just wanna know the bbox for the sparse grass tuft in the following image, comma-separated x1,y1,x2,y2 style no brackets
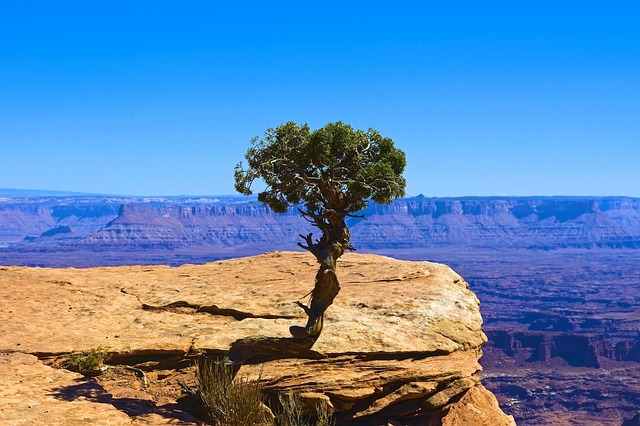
197,356,270,426
60,346,109,373
197,357,334,426
314,399,334,426
276,392,308,426
276,392,335,426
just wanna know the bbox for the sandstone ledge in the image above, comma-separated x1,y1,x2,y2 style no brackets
0,251,514,425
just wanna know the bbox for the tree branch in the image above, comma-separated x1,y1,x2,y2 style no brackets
294,300,312,316
297,233,323,259
346,212,366,219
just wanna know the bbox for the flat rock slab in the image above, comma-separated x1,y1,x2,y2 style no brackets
0,251,514,425
0,251,485,356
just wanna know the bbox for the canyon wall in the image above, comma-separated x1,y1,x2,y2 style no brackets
1,196,639,257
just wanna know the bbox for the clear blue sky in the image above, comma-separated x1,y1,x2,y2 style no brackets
1,2,639,197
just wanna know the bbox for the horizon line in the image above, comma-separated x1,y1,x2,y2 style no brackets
1,188,638,200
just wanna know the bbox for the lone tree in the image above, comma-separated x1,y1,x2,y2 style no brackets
235,121,406,340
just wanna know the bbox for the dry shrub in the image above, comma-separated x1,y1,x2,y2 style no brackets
314,399,334,426
197,357,270,426
276,392,334,426
276,393,307,426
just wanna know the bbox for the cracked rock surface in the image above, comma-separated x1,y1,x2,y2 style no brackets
0,251,515,425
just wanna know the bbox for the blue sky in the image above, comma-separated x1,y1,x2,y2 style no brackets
1,2,639,197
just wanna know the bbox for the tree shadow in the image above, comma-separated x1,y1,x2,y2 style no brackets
48,376,112,404
227,335,318,367
110,397,200,423
48,376,200,423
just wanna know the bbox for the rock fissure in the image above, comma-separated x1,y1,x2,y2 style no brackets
141,300,297,320
119,287,143,304
36,350,196,369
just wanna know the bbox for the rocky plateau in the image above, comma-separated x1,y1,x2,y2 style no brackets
1,193,639,424
0,251,515,425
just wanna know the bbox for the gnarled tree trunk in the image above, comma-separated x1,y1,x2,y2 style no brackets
226,213,351,366
290,214,350,339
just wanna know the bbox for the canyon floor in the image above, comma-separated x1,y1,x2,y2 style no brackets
377,247,640,425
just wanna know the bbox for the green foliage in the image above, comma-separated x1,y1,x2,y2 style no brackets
197,357,270,426
235,121,406,215
60,346,109,373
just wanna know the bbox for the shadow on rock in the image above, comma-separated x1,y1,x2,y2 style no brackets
227,335,319,366
48,376,112,404
111,397,201,423
49,376,200,423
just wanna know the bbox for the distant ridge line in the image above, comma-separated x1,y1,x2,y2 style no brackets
1,188,638,201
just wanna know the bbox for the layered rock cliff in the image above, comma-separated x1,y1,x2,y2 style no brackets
0,252,514,425
1,196,639,260
79,203,305,249
451,249,640,425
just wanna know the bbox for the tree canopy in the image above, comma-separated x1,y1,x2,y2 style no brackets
234,121,406,219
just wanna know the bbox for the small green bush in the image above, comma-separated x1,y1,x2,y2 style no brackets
197,357,270,426
60,346,109,373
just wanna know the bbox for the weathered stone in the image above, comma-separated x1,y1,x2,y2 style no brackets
441,383,516,426
353,381,438,418
298,392,334,411
0,352,131,426
0,252,485,356
0,251,512,424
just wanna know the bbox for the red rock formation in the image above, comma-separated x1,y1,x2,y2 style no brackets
1,196,640,253
0,252,514,425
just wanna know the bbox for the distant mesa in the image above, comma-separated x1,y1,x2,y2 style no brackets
1,194,640,267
